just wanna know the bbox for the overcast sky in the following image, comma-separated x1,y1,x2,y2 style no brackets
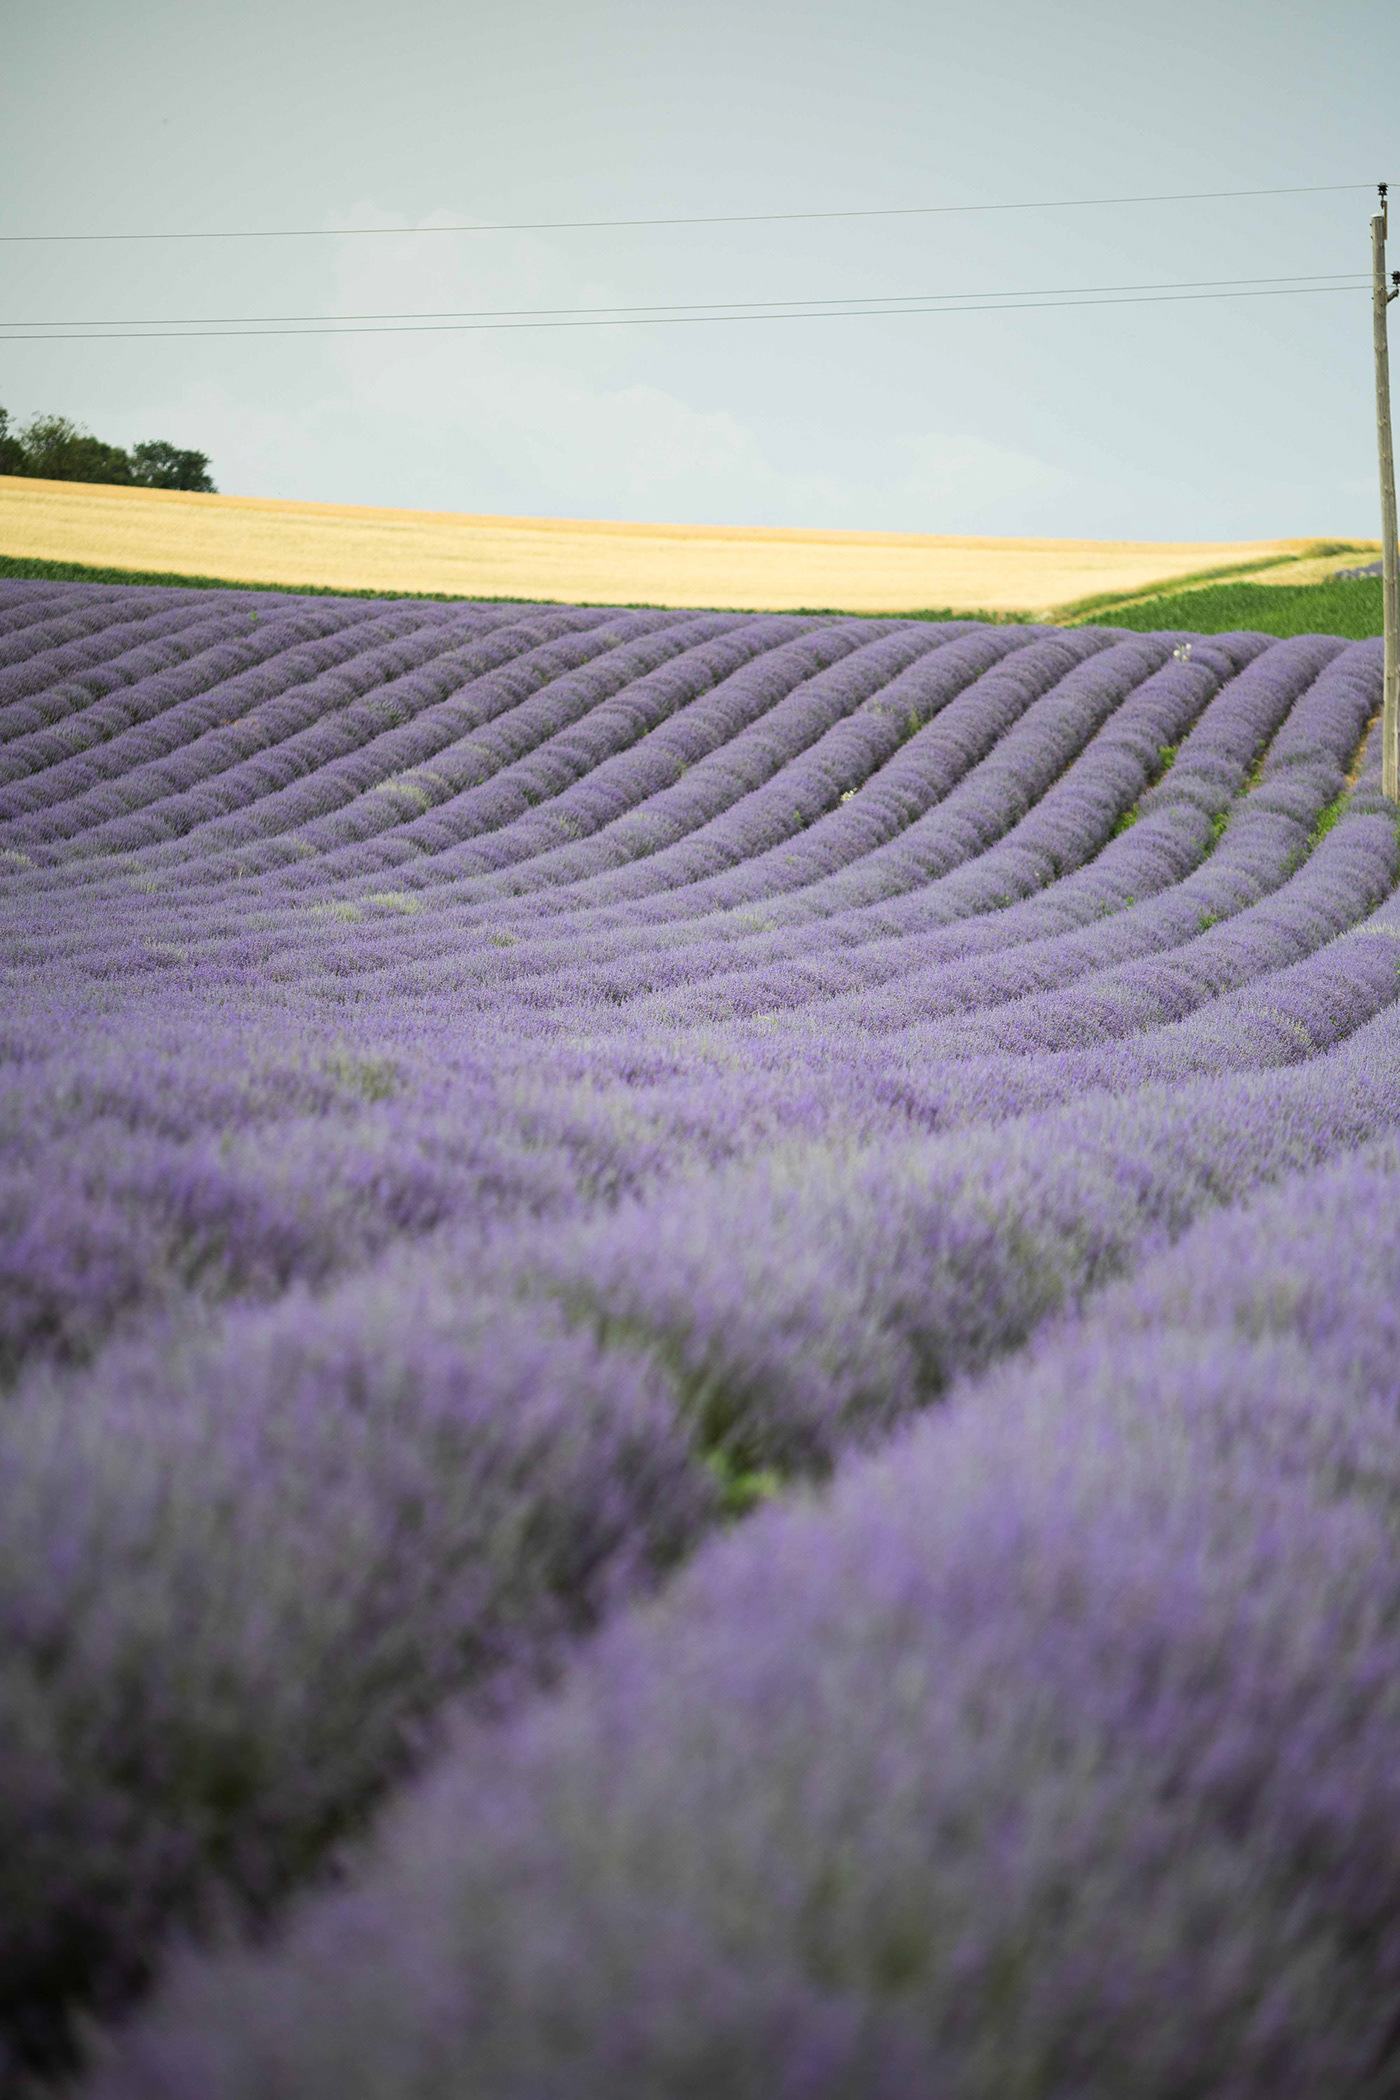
4,0,1398,542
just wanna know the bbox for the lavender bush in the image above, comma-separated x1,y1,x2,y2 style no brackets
0,579,1396,2093
91,1142,1400,2099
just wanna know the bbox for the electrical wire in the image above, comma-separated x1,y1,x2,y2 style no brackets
0,181,1374,245
0,270,1368,333
0,279,1370,344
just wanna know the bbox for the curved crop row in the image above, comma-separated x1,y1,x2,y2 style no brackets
100,1138,1400,2100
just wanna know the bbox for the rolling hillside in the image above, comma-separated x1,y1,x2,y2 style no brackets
3,578,1400,2096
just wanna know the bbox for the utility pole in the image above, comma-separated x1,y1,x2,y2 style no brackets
1374,183,1400,801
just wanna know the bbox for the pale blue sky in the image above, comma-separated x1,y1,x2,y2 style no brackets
3,0,1398,541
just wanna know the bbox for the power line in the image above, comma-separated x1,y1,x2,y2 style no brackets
0,182,1373,246
0,271,1367,334
0,279,1369,344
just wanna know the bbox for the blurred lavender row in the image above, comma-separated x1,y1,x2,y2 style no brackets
92,1134,1400,2099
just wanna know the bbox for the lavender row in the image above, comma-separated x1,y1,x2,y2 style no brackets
449,624,1027,910
0,613,1284,999
840,789,1391,1057
0,609,749,886
402,627,1113,916
0,617,982,968
0,590,455,736
0,615,829,949
0,594,556,798
796,644,1377,1041
0,609,684,907
264,629,1303,1015
6,1004,1400,2082
601,632,1182,928
0,1019,752,1387
0,597,604,858
0,586,528,690
367,822,1400,1177
0,584,326,661
378,628,1279,1005
0,606,601,851
58,627,1097,998
234,613,824,887
135,609,739,881
0,579,121,645
331,622,946,883
375,851,1400,1143
0,957,953,1388
6,794,1390,1308
507,632,1339,1024
297,620,1015,898
0,602,408,797
594,631,1342,978
0,587,265,681
703,631,1366,1025
503,925,1400,1472
0,1292,719,2082
0,597,318,735
484,625,1225,961
96,1138,1400,2099
0,619,1028,977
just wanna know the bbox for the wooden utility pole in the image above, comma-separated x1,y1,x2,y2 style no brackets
1374,184,1400,801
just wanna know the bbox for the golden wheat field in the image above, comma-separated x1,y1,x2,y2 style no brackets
0,474,1361,615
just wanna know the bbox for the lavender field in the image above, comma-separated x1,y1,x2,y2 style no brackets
3,576,1400,2097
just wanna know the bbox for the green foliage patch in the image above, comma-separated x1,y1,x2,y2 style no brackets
1,406,215,491
1089,576,1384,640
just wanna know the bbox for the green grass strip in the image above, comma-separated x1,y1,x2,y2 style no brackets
0,551,526,604
1051,546,1362,623
1080,576,1383,640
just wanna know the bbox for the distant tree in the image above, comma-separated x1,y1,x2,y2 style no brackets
0,407,25,476
0,406,216,491
15,413,134,484
130,439,216,492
